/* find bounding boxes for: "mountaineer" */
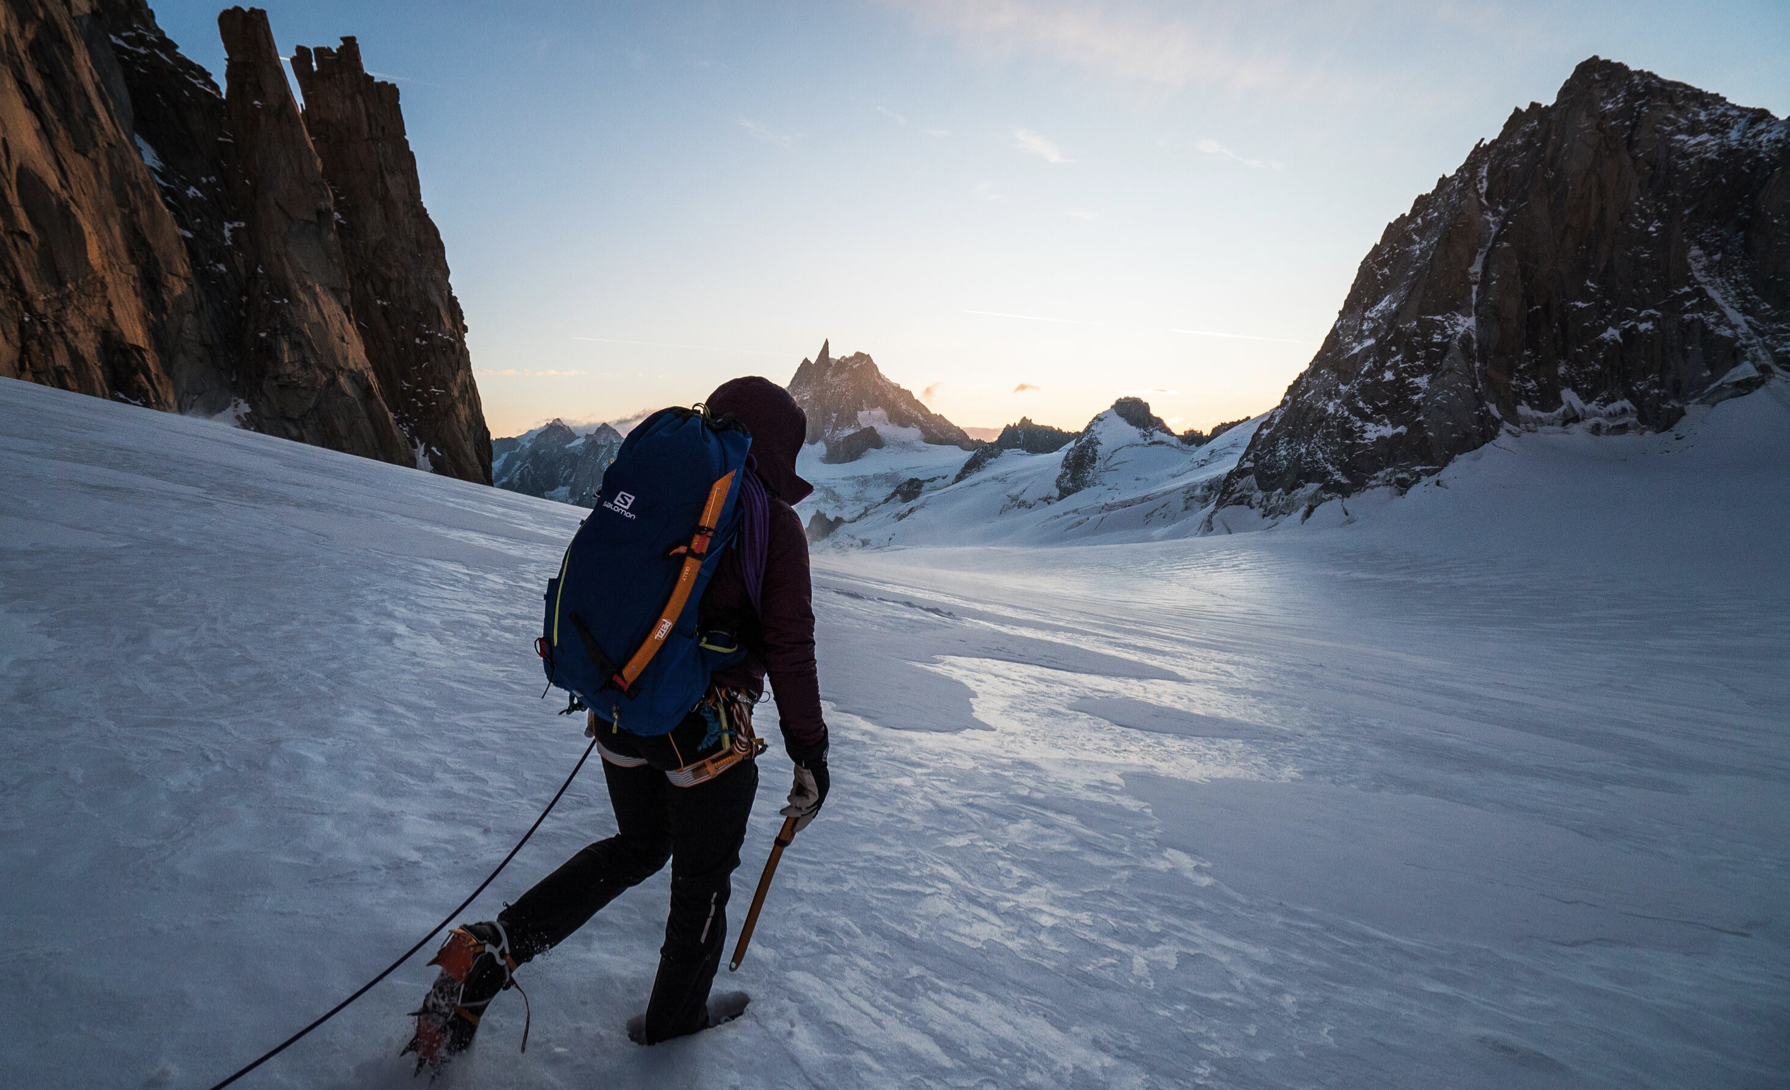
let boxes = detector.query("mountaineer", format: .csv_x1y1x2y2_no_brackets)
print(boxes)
405,376,831,1068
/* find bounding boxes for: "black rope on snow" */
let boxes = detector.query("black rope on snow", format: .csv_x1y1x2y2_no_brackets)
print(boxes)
201,736,600,1090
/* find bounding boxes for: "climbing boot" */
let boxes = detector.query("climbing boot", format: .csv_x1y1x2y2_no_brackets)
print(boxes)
401,921,522,1074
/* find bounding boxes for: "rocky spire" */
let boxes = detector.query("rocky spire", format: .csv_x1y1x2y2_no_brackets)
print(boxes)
291,37,492,482
785,340,973,448
215,7,412,467
2,1,492,482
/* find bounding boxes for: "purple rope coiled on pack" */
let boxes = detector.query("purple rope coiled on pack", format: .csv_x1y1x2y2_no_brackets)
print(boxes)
736,455,770,611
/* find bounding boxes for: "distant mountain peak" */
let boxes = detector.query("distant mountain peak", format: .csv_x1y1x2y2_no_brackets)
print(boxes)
1055,398,1185,498
787,339,974,452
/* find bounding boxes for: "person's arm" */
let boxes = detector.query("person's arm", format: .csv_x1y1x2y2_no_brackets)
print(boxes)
758,502,829,831
757,503,828,763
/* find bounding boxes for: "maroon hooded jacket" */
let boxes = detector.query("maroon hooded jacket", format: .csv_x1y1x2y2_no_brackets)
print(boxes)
696,378,829,765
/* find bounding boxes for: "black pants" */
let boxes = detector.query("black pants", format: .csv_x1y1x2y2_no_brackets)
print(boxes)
498,738,758,1043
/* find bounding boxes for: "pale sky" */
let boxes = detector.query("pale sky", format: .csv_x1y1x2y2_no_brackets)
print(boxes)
157,0,1790,437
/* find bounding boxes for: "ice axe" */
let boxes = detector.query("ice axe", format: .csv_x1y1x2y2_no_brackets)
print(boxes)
729,815,798,971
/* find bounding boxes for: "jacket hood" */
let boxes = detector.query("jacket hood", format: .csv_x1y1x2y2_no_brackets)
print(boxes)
707,376,813,503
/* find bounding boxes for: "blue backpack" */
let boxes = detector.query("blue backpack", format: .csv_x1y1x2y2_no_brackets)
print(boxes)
538,406,752,735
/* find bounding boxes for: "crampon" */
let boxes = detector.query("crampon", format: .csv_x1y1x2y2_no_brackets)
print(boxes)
401,922,529,1075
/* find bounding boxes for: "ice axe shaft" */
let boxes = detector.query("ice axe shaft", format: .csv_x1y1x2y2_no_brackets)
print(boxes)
729,816,798,971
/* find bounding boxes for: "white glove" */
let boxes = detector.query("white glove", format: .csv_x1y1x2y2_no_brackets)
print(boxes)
779,762,828,832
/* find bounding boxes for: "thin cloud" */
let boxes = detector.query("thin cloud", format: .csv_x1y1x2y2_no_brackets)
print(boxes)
877,105,908,126
1013,128,1073,163
477,368,585,377
973,180,1001,202
739,118,800,148
922,382,944,400
1014,383,1041,393
1196,138,1282,170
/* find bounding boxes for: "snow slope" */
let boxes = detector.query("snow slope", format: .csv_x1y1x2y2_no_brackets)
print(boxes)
3,374,1787,1089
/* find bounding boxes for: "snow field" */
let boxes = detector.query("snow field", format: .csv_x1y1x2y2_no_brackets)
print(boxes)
2,375,1787,1088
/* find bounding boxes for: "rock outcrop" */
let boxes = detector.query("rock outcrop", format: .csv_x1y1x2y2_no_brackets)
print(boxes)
0,1,491,482
787,339,975,450
492,419,625,506
805,509,845,543
1211,58,1787,522
953,415,1077,482
822,424,885,464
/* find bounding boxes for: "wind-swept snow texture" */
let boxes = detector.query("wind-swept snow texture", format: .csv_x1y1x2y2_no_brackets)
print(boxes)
3,373,1788,1089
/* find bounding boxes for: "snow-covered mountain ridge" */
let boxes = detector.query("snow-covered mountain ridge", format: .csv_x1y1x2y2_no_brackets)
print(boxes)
492,418,625,506
798,397,1267,546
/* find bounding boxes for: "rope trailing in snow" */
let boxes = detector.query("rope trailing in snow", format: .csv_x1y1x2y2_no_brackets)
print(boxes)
202,736,600,1090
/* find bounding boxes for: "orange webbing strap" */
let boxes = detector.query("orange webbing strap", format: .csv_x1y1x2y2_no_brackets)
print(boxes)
615,470,736,691
665,736,767,788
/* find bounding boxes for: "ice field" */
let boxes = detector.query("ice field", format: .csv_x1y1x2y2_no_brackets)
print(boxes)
2,374,1786,1088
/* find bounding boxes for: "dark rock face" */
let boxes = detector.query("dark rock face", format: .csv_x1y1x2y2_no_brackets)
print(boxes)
822,424,884,464
1177,415,1249,447
997,415,1078,454
292,37,491,482
0,1,491,482
953,415,1076,482
1053,437,1102,500
0,0,194,410
1212,58,1787,521
492,420,625,506
1110,396,1171,434
88,0,240,414
805,510,845,543
886,477,925,505
216,7,413,468
787,338,975,448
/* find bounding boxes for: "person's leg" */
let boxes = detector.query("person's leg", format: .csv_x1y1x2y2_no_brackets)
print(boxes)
497,759,672,959
637,759,760,1042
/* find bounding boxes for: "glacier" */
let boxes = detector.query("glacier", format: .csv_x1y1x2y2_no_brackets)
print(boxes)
2,374,1787,1088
